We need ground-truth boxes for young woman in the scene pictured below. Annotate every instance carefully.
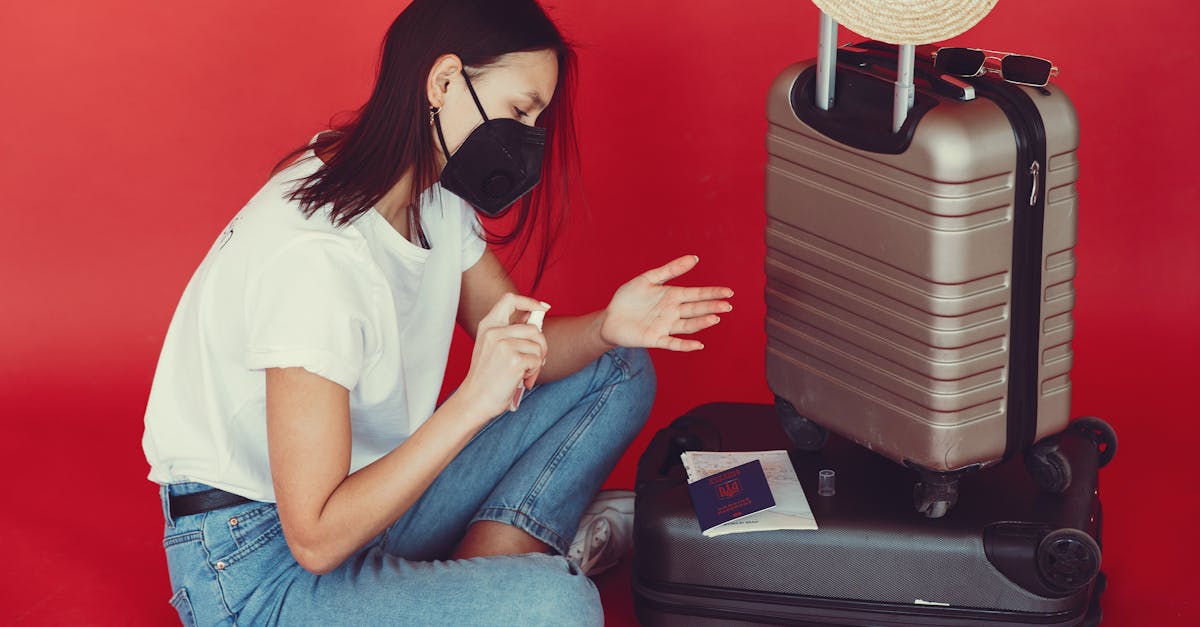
[142,1,732,624]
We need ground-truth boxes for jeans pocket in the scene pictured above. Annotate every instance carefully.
[226,503,280,549]
[208,507,293,614]
[162,531,205,600]
[213,509,286,569]
[169,587,196,627]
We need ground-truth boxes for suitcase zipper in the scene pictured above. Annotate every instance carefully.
[963,76,1049,461]
[1029,161,1040,206]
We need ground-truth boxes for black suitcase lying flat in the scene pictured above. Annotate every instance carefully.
[632,403,1110,626]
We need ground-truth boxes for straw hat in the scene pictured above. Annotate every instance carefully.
[811,0,998,45]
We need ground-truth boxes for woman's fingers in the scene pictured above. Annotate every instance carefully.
[502,323,549,354]
[679,300,733,319]
[676,285,735,303]
[656,335,705,352]
[611,256,734,354]
[482,325,548,363]
[640,255,700,286]
[671,315,721,336]
[502,336,546,356]
[480,293,550,333]
[500,337,545,381]
[462,294,553,419]
[509,341,544,388]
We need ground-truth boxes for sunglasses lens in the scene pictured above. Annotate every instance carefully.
[935,48,986,76]
[1001,55,1053,86]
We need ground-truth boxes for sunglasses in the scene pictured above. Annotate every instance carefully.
[932,47,1060,87]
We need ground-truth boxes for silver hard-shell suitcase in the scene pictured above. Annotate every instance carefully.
[764,37,1114,516]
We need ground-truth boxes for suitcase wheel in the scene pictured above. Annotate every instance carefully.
[774,395,829,452]
[912,471,960,519]
[1036,528,1102,592]
[915,493,951,518]
[1024,437,1073,494]
[1069,416,1118,468]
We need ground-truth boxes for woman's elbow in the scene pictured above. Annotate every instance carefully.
[289,540,342,575]
[282,526,344,575]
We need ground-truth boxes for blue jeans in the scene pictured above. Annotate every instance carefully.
[158,347,655,626]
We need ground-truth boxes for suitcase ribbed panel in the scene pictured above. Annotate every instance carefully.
[764,62,1078,471]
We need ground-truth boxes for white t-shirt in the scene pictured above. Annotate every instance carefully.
[142,151,487,502]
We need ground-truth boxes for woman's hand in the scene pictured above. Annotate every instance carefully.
[455,293,551,423]
[599,255,733,352]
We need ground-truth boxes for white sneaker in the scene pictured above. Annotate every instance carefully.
[567,489,635,577]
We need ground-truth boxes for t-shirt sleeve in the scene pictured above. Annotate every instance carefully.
[460,202,488,271]
[244,239,376,390]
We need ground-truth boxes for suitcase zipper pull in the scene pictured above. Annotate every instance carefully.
[1029,161,1040,206]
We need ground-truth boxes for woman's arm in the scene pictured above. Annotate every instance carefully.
[269,293,549,575]
[458,251,733,384]
[458,251,611,383]
[267,370,479,574]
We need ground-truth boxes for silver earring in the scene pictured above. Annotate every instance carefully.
[429,106,440,125]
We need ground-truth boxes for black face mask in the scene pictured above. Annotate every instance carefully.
[434,73,547,218]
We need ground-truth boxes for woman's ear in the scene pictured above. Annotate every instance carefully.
[427,54,463,110]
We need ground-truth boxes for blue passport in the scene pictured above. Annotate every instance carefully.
[686,459,776,532]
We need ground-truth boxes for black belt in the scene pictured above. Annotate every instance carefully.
[170,488,255,518]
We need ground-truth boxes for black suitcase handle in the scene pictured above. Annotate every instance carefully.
[634,414,723,491]
[792,41,958,155]
[793,41,1008,155]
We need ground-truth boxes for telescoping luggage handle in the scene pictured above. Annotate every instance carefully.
[816,11,916,132]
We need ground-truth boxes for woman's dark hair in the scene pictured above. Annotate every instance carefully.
[274,0,578,289]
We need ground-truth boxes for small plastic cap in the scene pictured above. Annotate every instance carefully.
[818,469,836,496]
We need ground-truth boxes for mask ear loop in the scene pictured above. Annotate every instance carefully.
[431,70,492,157]
[462,70,519,168]
[461,71,490,122]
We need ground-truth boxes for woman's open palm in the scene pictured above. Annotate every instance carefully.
[599,255,733,352]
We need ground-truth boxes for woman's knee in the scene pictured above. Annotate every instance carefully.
[597,347,655,440]
[607,346,656,402]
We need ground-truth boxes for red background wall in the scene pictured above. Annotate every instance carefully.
[1,0,1197,624]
